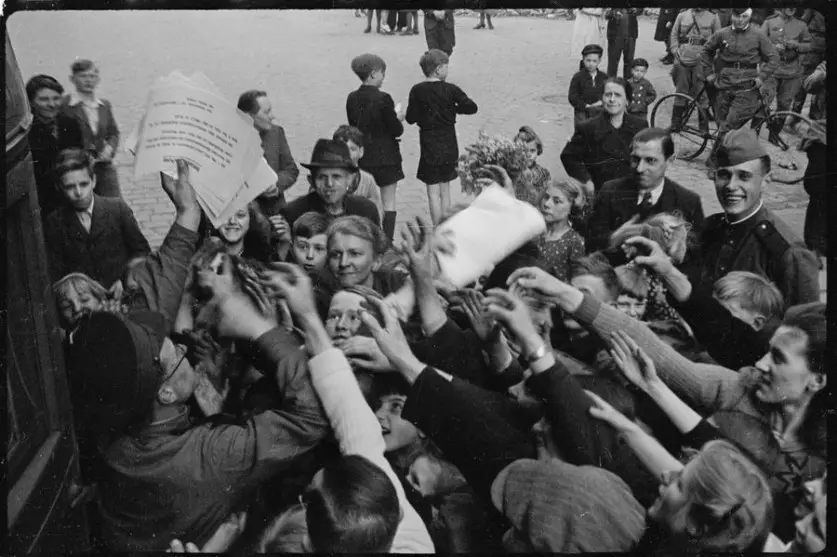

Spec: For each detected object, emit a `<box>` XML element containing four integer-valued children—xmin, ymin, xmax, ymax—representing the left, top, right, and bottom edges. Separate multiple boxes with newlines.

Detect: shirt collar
<box><xmin>78</xmin><ymin>195</ymin><xmax>95</xmax><ymax>217</ymax></box>
<box><xmin>69</xmin><ymin>91</ymin><xmax>103</xmax><ymax>108</ymax></box>
<box><xmin>725</xmin><ymin>200</ymin><xmax>764</xmax><ymax>226</ymax></box>
<box><xmin>639</xmin><ymin>179</ymin><xmax>666</xmax><ymax>205</ymax></box>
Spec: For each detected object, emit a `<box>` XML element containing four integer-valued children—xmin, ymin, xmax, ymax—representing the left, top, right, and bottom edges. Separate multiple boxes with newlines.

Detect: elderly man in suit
<box><xmin>45</xmin><ymin>149</ymin><xmax>150</xmax><ymax>295</ymax></box>
<box><xmin>586</xmin><ymin>128</ymin><xmax>705</xmax><ymax>254</ymax></box>
<box><xmin>61</xmin><ymin>59</ymin><xmax>122</xmax><ymax>198</ymax></box>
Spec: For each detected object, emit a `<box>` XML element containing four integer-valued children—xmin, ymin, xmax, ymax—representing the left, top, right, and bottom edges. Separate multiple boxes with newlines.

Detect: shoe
<box><xmin>474</xmin><ymin>23</ymin><xmax>485</xmax><ymax>29</ymax></box>
<box><xmin>399</xmin><ymin>29</ymin><xmax>412</xmax><ymax>36</ymax></box>
<box><xmin>661</xmin><ymin>54</ymin><xmax>674</xmax><ymax>65</ymax></box>
<box><xmin>413</xmin><ymin>28</ymin><xmax>419</xmax><ymax>34</ymax></box>
<box><xmin>364</xmin><ymin>27</ymin><xmax>371</xmax><ymax>34</ymax></box>
<box><xmin>488</xmin><ymin>23</ymin><xmax>494</xmax><ymax>30</ymax></box>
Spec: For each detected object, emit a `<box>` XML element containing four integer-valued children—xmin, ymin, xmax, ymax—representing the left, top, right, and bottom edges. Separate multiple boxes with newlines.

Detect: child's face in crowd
<box><xmin>630</xmin><ymin>66</ymin><xmax>647</xmax><ymax>81</ymax></box>
<box><xmin>312</xmin><ymin>167</ymin><xmax>351</xmax><ymax>206</ymax></box>
<box><xmin>753</xmin><ymin>326</ymin><xmax>822</xmax><ymax>405</ymax></box>
<box><xmin>325</xmin><ymin>290</ymin><xmax>367</xmax><ymax>340</ymax></box>
<box><xmin>648</xmin><ymin>465</ymin><xmax>692</xmax><ymax>534</ymax></box>
<box><xmin>252</xmin><ymin>95</ymin><xmax>275</xmax><ymax>132</ymax></box>
<box><xmin>614</xmin><ymin>294</ymin><xmax>647</xmax><ymax>320</ymax></box>
<box><xmin>59</xmin><ymin>169</ymin><xmax>95</xmax><ymax>211</ymax></box>
<box><xmin>375</xmin><ymin>393</ymin><xmax>419</xmax><ymax>452</ymax></box>
<box><xmin>328</xmin><ymin>232</ymin><xmax>379</xmax><ymax>288</ymax></box>
<box><xmin>58</xmin><ymin>285</ymin><xmax>103</xmax><ymax>329</ymax></box>
<box><xmin>343</xmin><ymin>140</ymin><xmax>364</xmax><ymax>166</ymax></box>
<box><xmin>292</xmin><ymin>234</ymin><xmax>328</xmax><ymax>275</ymax></box>
<box><xmin>791</xmin><ymin>475</ymin><xmax>827</xmax><ymax>553</ymax></box>
<box><xmin>32</xmin><ymin>87</ymin><xmax>62</xmax><ymax>122</ymax></box>
<box><xmin>539</xmin><ymin>186</ymin><xmax>571</xmax><ymax>225</ymax></box>
<box><xmin>582</xmin><ymin>53</ymin><xmax>600</xmax><ymax>73</ymax></box>
<box><xmin>71</xmin><ymin>67</ymin><xmax>100</xmax><ymax>94</ymax></box>
<box><xmin>218</xmin><ymin>208</ymin><xmax>250</xmax><ymax>245</ymax></box>
<box><xmin>519</xmin><ymin>139</ymin><xmax>539</xmax><ymax>166</ymax></box>
<box><xmin>716</xmin><ymin>298</ymin><xmax>765</xmax><ymax>331</ymax></box>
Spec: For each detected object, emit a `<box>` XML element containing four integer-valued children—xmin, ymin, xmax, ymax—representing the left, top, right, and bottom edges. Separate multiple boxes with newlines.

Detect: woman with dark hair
<box><xmin>508</xmin><ymin>265</ymin><xmax>828</xmax><ymax>543</ymax></box>
<box><xmin>26</xmin><ymin>74</ymin><xmax>85</xmax><ymax>218</ymax></box>
<box><xmin>560</xmin><ymin>76</ymin><xmax>649</xmax><ymax>197</ymax></box>
<box><xmin>210</xmin><ymin>201</ymin><xmax>274</xmax><ymax>263</ymax></box>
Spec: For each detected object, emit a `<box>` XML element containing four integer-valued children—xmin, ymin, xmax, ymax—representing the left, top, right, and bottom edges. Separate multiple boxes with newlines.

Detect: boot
<box><xmin>670</xmin><ymin>105</ymin><xmax>685</xmax><ymax>131</ymax></box>
<box><xmin>698</xmin><ymin>110</ymin><xmax>709</xmax><ymax>135</ymax></box>
<box><xmin>382</xmin><ymin>211</ymin><xmax>397</xmax><ymax>243</ymax></box>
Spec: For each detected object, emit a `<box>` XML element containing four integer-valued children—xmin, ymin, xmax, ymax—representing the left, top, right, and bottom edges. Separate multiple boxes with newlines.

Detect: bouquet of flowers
<box><xmin>457</xmin><ymin>132</ymin><xmax>530</xmax><ymax>196</ymax></box>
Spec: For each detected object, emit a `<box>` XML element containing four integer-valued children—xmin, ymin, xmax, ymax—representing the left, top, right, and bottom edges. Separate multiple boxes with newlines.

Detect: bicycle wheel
<box><xmin>759</xmin><ymin>111</ymin><xmax>825</xmax><ymax>184</ymax></box>
<box><xmin>650</xmin><ymin>94</ymin><xmax>710</xmax><ymax>161</ymax></box>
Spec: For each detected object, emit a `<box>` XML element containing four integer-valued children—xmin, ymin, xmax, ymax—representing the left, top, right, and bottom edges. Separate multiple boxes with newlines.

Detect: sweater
<box><xmin>308</xmin><ymin>349</ymin><xmax>434</xmax><ymax>553</ymax></box>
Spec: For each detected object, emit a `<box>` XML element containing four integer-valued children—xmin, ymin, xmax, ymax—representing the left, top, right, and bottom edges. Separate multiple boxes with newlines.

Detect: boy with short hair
<box><xmin>61</xmin><ymin>59</ymin><xmax>122</xmax><ymax>198</ymax></box>
<box><xmin>289</xmin><ymin>211</ymin><xmax>330</xmax><ymax>276</ymax></box>
<box><xmin>346</xmin><ymin>54</ymin><xmax>405</xmax><ymax>243</ymax></box>
<box><xmin>406</xmin><ymin>49</ymin><xmax>478</xmax><ymax>225</ymax></box>
<box><xmin>626</xmin><ymin>58</ymin><xmax>657</xmax><ymax>123</ymax></box>
<box><xmin>332</xmin><ymin>124</ymin><xmax>384</xmax><ymax>218</ymax></box>
<box><xmin>568</xmin><ymin>44</ymin><xmax>608</xmax><ymax>126</ymax></box>
<box><xmin>713</xmin><ymin>271</ymin><xmax>785</xmax><ymax>332</ymax></box>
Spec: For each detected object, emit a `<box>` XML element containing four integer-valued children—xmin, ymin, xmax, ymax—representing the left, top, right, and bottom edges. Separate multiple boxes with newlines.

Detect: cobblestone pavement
<box><xmin>9</xmin><ymin>10</ymin><xmax>822</xmax><ymax>295</ymax></box>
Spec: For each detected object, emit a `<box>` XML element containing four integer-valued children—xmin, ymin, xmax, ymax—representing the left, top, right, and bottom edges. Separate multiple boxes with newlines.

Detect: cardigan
<box><xmin>307</xmin><ymin>348</ymin><xmax>435</xmax><ymax>552</ymax></box>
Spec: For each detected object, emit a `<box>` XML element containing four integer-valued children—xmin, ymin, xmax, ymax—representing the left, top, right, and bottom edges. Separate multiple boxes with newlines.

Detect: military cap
<box><xmin>582</xmin><ymin>44</ymin><xmax>604</xmax><ymax>57</ymax></box>
<box><xmin>715</xmin><ymin>127</ymin><xmax>767</xmax><ymax>167</ymax></box>
<box><xmin>731</xmin><ymin>8</ymin><xmax>752</xmax><ymax>16</ymax></box>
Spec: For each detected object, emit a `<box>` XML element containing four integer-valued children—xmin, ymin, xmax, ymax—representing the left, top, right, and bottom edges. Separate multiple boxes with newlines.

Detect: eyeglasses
<box><xmin>156</xmin><ymin>343</ymin><xmax>188</xmax><ymax>384</ymax></box>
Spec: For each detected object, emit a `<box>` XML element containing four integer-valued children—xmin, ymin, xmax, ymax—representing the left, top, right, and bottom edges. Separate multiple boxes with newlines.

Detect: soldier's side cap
<box><xmin>731</xmin><ymin>8</ymin><xmax>752</xmax><ymax>16</ymax></box>
<box><xmin>716</xmin><ymin>127</ymin><xmax>767</xmax><ymax>168</ymax></box>
<box><xmin>582</xmin><ymin>44</ymin><xmax>604</xmax><ymax>57</ymax></box>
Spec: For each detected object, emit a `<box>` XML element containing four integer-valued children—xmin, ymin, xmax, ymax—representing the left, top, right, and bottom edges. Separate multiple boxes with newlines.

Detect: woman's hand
<box><xmin>360</xmin><ymin>296</ymin><xmax>425</xmax><ymax>381</ymax></box>
<box><xmin>506</xmin><ymin>266</ymin><xmax>570</xmax><ymax>306</ymax></box>
<box><xmin>474</xmin><ymin>164</ymin><xmax>514</xmax><ymax>192</ymax></box>
<box><xmin>623</xmin><ymin>236</ymin><xmax>674</xmax><ymax>276</ymax></box>
<box><xmin>336</xmin><ymin>336</ymin><xmax>395</xmax><ymax>372</ymax></box>
<box><xmin>160</xmin><ymin>159</ymin><xmax>199</xmax><ymax>218</ymax></box>
<box><xmin>210</xmin><ymin>257</ymin><xmax>277</xmax><ymax>341</ymax></box>
<box><xmin>585</xmin><ymin>389</ymin><xmax>639</xmax><ymax>434</ymax></box>
<box><xmin>608</xmin><ymin>330</ymin><xmax>662</xmax><ymax>393</ymax></box>
<box><xmin>482</xmin><ymin>288</ymin><xmax>542</xmax><ymax>358</ymax></box>
<box><xmin>458</xmin><ymin>288</ymin><xmax>501</xmax><ymax>343</ymax></box>
<box><xmin>268</xmin><ymin>215</ymin><xmax>291</xmax><ymax>243</ymax></box>
<box><xmin>257</xmin><ymin>262</ymin><xmax>318</xmax><ymax>319</ymax></box>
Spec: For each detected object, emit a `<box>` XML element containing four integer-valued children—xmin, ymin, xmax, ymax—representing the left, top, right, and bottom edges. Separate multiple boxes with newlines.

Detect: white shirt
<box><xmin>637</xmin><ymin>179</ymin><xmax>665</xmax><ymax>206</ymax></box>
<box><xmin>69</xmin><ymin>92</ymin><xmax>104</xmax><ymax>134</ymax></box>
<box><xmin>76</xmin><ymin>195</ymin><xmax>95</xmax><ymax>233</ymax></box>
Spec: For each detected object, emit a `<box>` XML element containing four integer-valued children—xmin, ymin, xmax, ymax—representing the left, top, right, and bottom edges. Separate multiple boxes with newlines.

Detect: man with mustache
<box><xmin>697</xmin><ymin>127</ymin><xmax>818</xmax><ymax>309</ymax></box>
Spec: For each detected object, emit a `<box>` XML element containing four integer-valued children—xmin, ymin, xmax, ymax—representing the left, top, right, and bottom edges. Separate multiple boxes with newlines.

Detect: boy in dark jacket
<box><xmin>626</xmin><ymin>58</ymin><xmax>657</xmax><ymax>123</ymax></box>
<box><xmin>568</xmin><ymin>44</ymin><xmax>608</xmax><ymax>126</ymax></box>
<box><xmin>346</xmin><ymin>53</ymin><xmax>405</xmax><ymax>242</ymax></box>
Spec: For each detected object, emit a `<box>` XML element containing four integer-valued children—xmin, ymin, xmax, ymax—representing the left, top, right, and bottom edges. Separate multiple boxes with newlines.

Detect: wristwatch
<box><xmin>526</xmin><ymin>344</ymin><xmax>548</xmax><ymax>363</ymax></box>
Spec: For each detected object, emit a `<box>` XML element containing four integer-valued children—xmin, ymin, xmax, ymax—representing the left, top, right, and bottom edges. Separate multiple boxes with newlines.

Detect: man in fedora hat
<box><xmin>281</xmin><ymin>138</ymin><xmax>381</xmax><ymax>228</ymax></box>
<box><xmin>67</xmin><ymin>259</ymin><xmax>330</xmax><ymax>551</ymax></box>
<box><xmin>696</xmin><ymin>127</ymin><xmax>819</xmax><ymax>307</ymax></box>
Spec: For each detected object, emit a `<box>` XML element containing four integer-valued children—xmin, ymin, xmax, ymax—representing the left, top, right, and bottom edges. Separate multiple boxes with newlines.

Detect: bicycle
<box><xmin>650</xmin><ymin>80</ymin><xmax>823</xmax><ymax>182</ymax></box>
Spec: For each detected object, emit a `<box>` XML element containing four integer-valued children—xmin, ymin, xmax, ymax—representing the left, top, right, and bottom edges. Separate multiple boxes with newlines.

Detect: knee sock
<box><xmin>383</xmin><ymin>211</ymin><xmax>397</xmax><ymax>243</ymax></box>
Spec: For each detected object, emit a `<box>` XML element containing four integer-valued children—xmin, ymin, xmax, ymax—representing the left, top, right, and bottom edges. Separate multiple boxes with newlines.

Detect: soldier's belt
<box><xmin>686</xmin><ymin>37</ymin><xmax>706</xmax><ymax>45</ymax></box>
<box><xmin>723</xmin><ymin>61</ymin><xmax>758</xmax><ymax>70</ymax></box>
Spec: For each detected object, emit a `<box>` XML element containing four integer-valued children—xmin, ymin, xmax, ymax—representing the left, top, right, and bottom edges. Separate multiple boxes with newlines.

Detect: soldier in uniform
<box><xmin>669</xmin><ymin>8</ymin><xmax>721</xmax><ymax>131</ymax></box>
<box><xmin>758</xmin><ymin>8</ymin><xmax>811</xmax><ymax>138</ymax></box>
<box><xmin>792</xmin><ymin>9</ymin><xmax>826</xmax><ymax>119</ymax></box>
<box><xmin>697</xmin><ymin>127</ymin><xmax>820</xmax><ymax>308</ymax></box>
<box><xmin>700</xmin><ymin>8</ymin><xmax>778</xmax><ymax>169</ymax></box>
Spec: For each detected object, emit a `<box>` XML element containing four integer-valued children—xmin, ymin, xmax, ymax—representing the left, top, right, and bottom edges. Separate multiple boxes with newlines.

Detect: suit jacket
<box><xmin>606</xmin><ymin>9</ymin><xmax>639</xmax><ymax>39</ymax></box>
<box><xmin>423</xmin><ymin>9</ymin><xmax>455</xmax><ymax>30</ymax></box>
<box><xmin>28</xmin><ymin>114</ymin><xmax>85</xmax><ymax>218</ymax></box>
<box><xmin>256</xmin><ymin>123</ymin><xmax>300</xmax><ymax>216</ymax></box>
<box><xmin>346</xmin><ymin>85</ymin><xmax>404</xmax><ymax>169</ymax></box>
<box><xmin>587</xmin><ymin>175</ymin><xmax>705</xmax><ymax>252</ymax></box>
<box><xmin>61</xmin><ymin>96</ymin><xmax>120</xmax><ymax>158</ymax></box>
<box><xmin>560</xmin><ymin>113</ymin><xmax>648</xmax><ymax>192</ymax></box>
<box><xmin>45</xmin><ymin>194</ymin><xmax>151</xmax><ymax>287</ymax></box>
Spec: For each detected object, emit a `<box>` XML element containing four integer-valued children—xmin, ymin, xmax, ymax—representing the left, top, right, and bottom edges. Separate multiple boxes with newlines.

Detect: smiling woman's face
<box><xmin>375</xmin><ymin>393</ymin><xmax>419</xmax><ymax>452</ymax></box>
<box><xmin>218</xmin><ymin>208</ymin><xmax>250</xmax><ymax>245</ymax></box>
<box><xmin>328</xmin><ymin>232</ymin><xmax>378</xmax><ymax>288</ymax></box>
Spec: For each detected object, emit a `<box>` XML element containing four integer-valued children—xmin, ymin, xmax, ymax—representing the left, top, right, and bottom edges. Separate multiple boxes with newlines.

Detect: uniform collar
<box><xmin>724</xmin><ymin>200</ymin><xmax>764</xmax><ymax>226</ymax></box>
<box><xmin>68</xmin><ymin>91</ymin><xmax>104</xmax><ymax>107</ymax></box>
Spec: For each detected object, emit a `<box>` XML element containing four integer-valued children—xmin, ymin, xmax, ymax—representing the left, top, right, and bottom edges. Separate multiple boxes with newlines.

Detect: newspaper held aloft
<box><xmin>125</xmin><ymin>71</ymin><xmax>277</xmax><ymax>228</ymax></box>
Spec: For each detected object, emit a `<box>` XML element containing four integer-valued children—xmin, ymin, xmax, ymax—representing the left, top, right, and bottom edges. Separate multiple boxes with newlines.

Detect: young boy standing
<box><xmin>406</xmin><ymin>49</ymin><xmax>478</xmax><ymax>225</ymax></box>
<box><xmin>626</xmin><ymin>58</ymin><xmax>657</xmax><ymax>123</ymax></box>
<box><xmin>61</xmin><ymin>59</ymin><xmax>121</xmax><ymax>198</ymax></box>
<box><xmin>568</xmin><ymin>44</ymin><xmax>608</xmax><ymax>126</ymax></box>
<box><xmin>346</xmin><ymin>54</ymin><xmax>405</xmax><ymax>242</ymax></box>
<box><xmin>332</xmin><ymin>125</ymin><xmax>383</xmax><ymax>220</ymax></box>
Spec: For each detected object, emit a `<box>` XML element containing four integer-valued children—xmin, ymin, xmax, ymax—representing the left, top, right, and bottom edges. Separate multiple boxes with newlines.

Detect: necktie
<box><xmin>638</xmin><ymin>192</ymin><xmax>654</xmax><ymax>220</ymax></box>
<box><xmin>78</xmin><ymin>211</ymin><xmax>92</xmax><ymax>233</ymax></box>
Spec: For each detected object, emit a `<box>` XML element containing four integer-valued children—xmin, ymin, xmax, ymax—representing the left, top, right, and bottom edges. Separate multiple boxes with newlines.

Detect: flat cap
<box><xmin>581</xmin><ymin>44</ymin><xmax>604</xmax><ymax>57</ymax></box>
<box><xmin>715</xmin><ymin>127</ymin><xmax>767</xmax><ymax>168</ymax></box>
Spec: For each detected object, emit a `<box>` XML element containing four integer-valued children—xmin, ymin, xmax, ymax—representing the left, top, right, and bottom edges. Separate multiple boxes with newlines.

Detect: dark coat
<box><xmin>44</xmin><ymin>194</ymin><xmax>151</xmax><ymax>286</ymax></box>
<box><xmin>346</xmin><ymin>85</ymin><xmax>404</xmax><ymax>169</ymax></box>
<box><xmin>587</xmin><ymin>175</ymin><xmax>705</xmax><ymax>253</ymax></box>
<box><xmin>29</xmin><ymin>114</ymin><xmax>85</xmax><ymax>219</ymax></box>
<box><xmin>281</xmin><ymin>191</ymin><xmax>381</xmax><ymax>228</ymax></box>
<box><xmin>60</xmin><ymin>96</ymin><xmax>120</xmax><ymax>157</ymax></box>
<box><xmin>560</xmin><ymin>113</ymin><xmax>648</xmax><ymax>192</ymax></box>
<box><xmin>256</xmin><ymin>123</ymin><xmax>300</xmax><ymax>215</ymax></box>
<box><xmin>654</xmin><ymin>8</ymin><xmax>680</xmax><ymax>42</ymax></box>
<box><xmin>606</xmin><ymin>9</ymin><xmax>639</xmax><ymax>39</ymax></box>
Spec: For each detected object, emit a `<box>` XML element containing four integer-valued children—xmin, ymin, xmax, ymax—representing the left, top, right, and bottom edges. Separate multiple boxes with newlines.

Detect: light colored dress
<box><xmin>571</xmin><ymin>8</ymin><xmax>606</xmax><ymax>60</ymax></box>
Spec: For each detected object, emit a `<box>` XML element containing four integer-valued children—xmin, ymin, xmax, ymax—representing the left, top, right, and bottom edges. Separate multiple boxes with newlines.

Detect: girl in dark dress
<box><xmin>405</xmin><ymin>49</ymin><xmax>478</xmax><ymax>225</ymax></box>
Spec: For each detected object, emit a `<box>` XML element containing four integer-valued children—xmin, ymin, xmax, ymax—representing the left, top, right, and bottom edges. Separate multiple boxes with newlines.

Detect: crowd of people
<box><xmin>23</xmin><ymin>6</ymin><xmax>827</xmax><ymax>554</ymax></box>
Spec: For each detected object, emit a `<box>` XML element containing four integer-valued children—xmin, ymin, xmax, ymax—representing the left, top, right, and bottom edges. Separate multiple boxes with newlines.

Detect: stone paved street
<box><xmin>9</xmin><ymin>10</ymin><xmax>822</xmax><ymax>296</ymax></box>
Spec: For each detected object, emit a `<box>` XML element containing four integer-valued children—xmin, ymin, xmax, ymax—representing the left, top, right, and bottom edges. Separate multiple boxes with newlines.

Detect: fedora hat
<box><xmin>301</xmin><ymin>139</ymin><xmax>357</xmax><ymax>171</ymax></box>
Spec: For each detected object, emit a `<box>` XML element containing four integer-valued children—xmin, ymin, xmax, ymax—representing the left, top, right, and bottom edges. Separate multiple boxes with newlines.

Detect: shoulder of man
<box><xmin>666</xmin><ymin>178</ymin><xmax>701</xmax><ymax>201</ymax></box>
<box><xmin>701</xmin><ymin>212</ymin><xmax>727</xmax><ymax>236</ymax></box>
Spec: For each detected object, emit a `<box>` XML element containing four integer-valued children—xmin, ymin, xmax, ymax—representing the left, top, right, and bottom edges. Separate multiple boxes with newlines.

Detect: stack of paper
<box><xmin>124</xmin><ymin>71</ymin><xmax>277</xmax><ymax>228</ymax></box>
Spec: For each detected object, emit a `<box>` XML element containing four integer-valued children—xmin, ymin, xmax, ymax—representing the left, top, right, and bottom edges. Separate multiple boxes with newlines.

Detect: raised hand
<box><xmin>458</xmin><ymin>288</ymin><xmax>501</xmax><ymax>343</ymax></box>
<box><xmin>506</xmin><ymin>266</ymin><xmax>567</xmax><ymax>302</ymax></box>
<box><xmin>359</xmin><ymin>296</ymin><xmax>424</xmax><ymax>377</ymax></box>
<box><xmin>337</xmin><ymin>336</ymin><xmax>395</xmax><ymax>372</ymax></box>
<box><xmin>623</xmin><ymin>236</ymin><xmax>674</xmax><ymax>276</ymax></box>
<box><xmin>608</xmin><ymin>330</ymin><xmax>661</xmax><ymax>393</ymax></box>
<box><xmin>482</xmin><ymin>288</ymin><xmax>542</xmax><ymax>357</ymax></box>
<box><xmin>211</xmin><ymin>257</ymin><xmax>277</xmax><ymax>341</ymax></box>
<box><xmin>160</xmin><ymin>159</ymin><xmax>199</xmax><ymax>216</ymax></box>
<box><xmin>257</xmin><ymin>262</ymin><xmax>318</xmax><ymax>319</ymax></box>
<box><xmin>585</xmin><ymin>389</ymin><xmax>638</xmax><ymax>434</ymax></box>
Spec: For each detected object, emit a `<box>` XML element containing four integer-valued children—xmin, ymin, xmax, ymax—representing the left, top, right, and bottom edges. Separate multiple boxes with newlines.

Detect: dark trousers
<box><xmin>425</xmin><ymin>25</ymin><xmax>454</xmax><ymax>55</ymax></box>
<box><xmin>607</xmin><ymin>37</ymin><xmax>636</xmax><ymax>79</ymax></box>
<box><xmin>93</xmin><ymin>161</ymin><xmax>121</xmax><ymax>198</ymax></box>
<box><xmin>803</xmin><ymin>141</ymin><xmax>827</xmax><ymax>255</ymax></box>
<box><xmin>792</xmin><ymin>63</ymin><xmax>824</xmax><ymax>119</ymax></box>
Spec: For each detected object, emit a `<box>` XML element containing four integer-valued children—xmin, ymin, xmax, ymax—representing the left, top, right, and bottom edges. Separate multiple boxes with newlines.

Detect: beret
<box><xmin>715</xmin><ymin>127</ymin><xmax>767</xmax><ymax>168</ymax></box>
<box><xmin>581</xmin><ymin>44</ymin><xmax>604</xmax><ymax>57</ymax></box>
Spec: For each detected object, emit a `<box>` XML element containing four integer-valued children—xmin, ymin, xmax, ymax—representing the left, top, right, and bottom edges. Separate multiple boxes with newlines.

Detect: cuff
<box><xmin>572</xmin><ymin>294</ymin><xmax>602</xmax><ymax>328</ymax></box>
<box><xmin>307</xmin><ymin>347</ymin><xmax>351</xmax><ymax>379</ymax></box>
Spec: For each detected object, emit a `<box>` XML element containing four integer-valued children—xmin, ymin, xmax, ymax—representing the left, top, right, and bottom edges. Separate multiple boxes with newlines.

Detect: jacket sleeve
<box><xmin>669</xmin><ymin>12</ymin><xmax>684</xmax><ymax>53</ymax></box>
<box><xmin>103</xmin><ymin>100</ymin><xmax>120</xmax><ymax>151</ymax></box>
<box><xmin>309</xmin><ymin>348</ymin><xmax>434</xmax><ymax>553</ymax></box>
<box><xmin>380</xmin><ymin>93</ymin><xmax>405</xmax><ymax>139</ymax></box>
<box><xmin>645</xmin><ymin>80</ymin><xmax>657</xmax><ymax>105</ymax></box>
<box><xmin>757</xmin><ymin>31</ymin><xmax>779</xmax><ymax>82</ymax></box>
<box><xmin>274</xmin><ymin>127</ymin><xmax>300</xmax><ymax>192</ymax></box>
<box><xmin>700</xmin><ymin>30</ymin><xmax>723</xmax><ymax>77</ymax></box>
<box><xmin>119</xmin><ymin>200</ymin><xmax>151</xmax><ymax>259</ymax></box>
<box><xmin>572</xmin><ymin>295</ymin><xmax>749</xmax><ymax>416</ymax></box>
<box><xmin>130</xmin><ymin>222</ymin><xmax>200</xmax><ymax>328</ymax></box>
<box><xmin>568</xmin><ymin>73</ymin><xmax>585</xmax><ymax>111</ymax></box>
<box><xmin>560</xmin><ymin>124</ymin><xmax>592</xmax><ymax>183</ymax></box>
<box><xmin>452</xmin><ymin>85</ymin><xmax>478</xmax><ymax>115</ymax></box>
<box><xmin>404</xmin><ymin>87</ymin><xmax>419</xmax><ymax>125</ymax></box>
<box><xmin>410</xmin><ymin>317</ymin><xmax>493</xmax><ymax>388</ymax></box>
<box><xmin>795</xmin><ymin>22</ymin><xmax>812</xmax><ymax>54</ymax></box>
<box><xmin>779</xmin><ymin>245</ymin><xmax>820</xmax><ymax>305</ymax></box>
